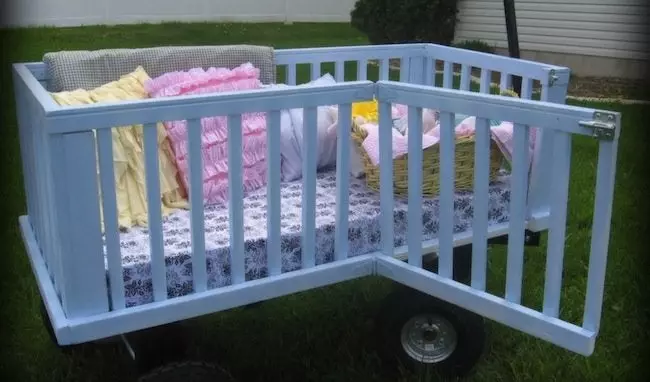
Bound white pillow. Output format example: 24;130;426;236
329;114;366;178
281;74;339;181
268;73;366;181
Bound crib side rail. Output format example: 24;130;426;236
274;44;428;85
420;44;571;229
42;81;372;134
374;80;620;355
12;63;67;303
43;81;374;321
273;43;571;229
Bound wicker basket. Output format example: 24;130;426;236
350;88;518;198
350;121;505;198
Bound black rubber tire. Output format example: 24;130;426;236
422;244;473;284
127;322;190;374
375;286;486;380
137;361;235;382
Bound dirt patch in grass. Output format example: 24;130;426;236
384;58;649;100
567;76;649;100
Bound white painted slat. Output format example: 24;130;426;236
583;138;618;332
14;85;36;225
335;60;345;82
443;61;453;88
505;123;531;304
33;110;59;286
480;69;492;94
52;132;109;318
424;57;434;86
471;117;491;291
543;130;572;316
357;59;368;81
187;118;207;293
48;134;69;304
500;72;513;91
33;125;48;270
32;125;45;259
399;56;410;82
143;123;166;302
267;110;283;276
40;127;57;287
379;101;394;256
460;64;472;91
302;107;318;268
521;77;534;100
96;129;124;310
407;106;424;268
287;64;297;85
526;81;565;227
380;58;390;81
311;62;321;81
438;111;456;278
335;104;352;261
227;115;246;285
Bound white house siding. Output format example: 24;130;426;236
454;0;649;77
2;0;647;77
2;0;358;27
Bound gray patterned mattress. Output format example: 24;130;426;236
109;170;511;307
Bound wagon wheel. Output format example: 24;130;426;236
375;286;486;379
137;361;235;382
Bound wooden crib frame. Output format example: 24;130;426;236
13;43;620;380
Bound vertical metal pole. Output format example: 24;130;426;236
503;0;522;95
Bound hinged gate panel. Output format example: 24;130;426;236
372;81;620;356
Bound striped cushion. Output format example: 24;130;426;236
43;45;276;92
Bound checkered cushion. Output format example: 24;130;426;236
43;45;276;92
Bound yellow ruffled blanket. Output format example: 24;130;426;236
51;66;188;230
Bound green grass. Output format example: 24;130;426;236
0;22;648;382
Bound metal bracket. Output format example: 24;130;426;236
579;111;617;141
548;69;559;87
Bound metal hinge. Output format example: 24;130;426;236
579;111;617;141
548;69;559;87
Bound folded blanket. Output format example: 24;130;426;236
360;115;537;168
265;74;341;182
50;66;188;230
44;45;276;92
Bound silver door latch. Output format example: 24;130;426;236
579;112;617;141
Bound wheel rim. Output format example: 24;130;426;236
400;313;458;364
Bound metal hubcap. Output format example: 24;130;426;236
400;314;458;364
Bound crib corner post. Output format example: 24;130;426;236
526;67;570;226
48;129;110;320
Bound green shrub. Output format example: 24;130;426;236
350;0;459;45
453;39;496;54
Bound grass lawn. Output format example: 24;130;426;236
0;23;647;382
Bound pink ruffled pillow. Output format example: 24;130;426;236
145;63;267;205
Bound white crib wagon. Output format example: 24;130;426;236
13;43;620;381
